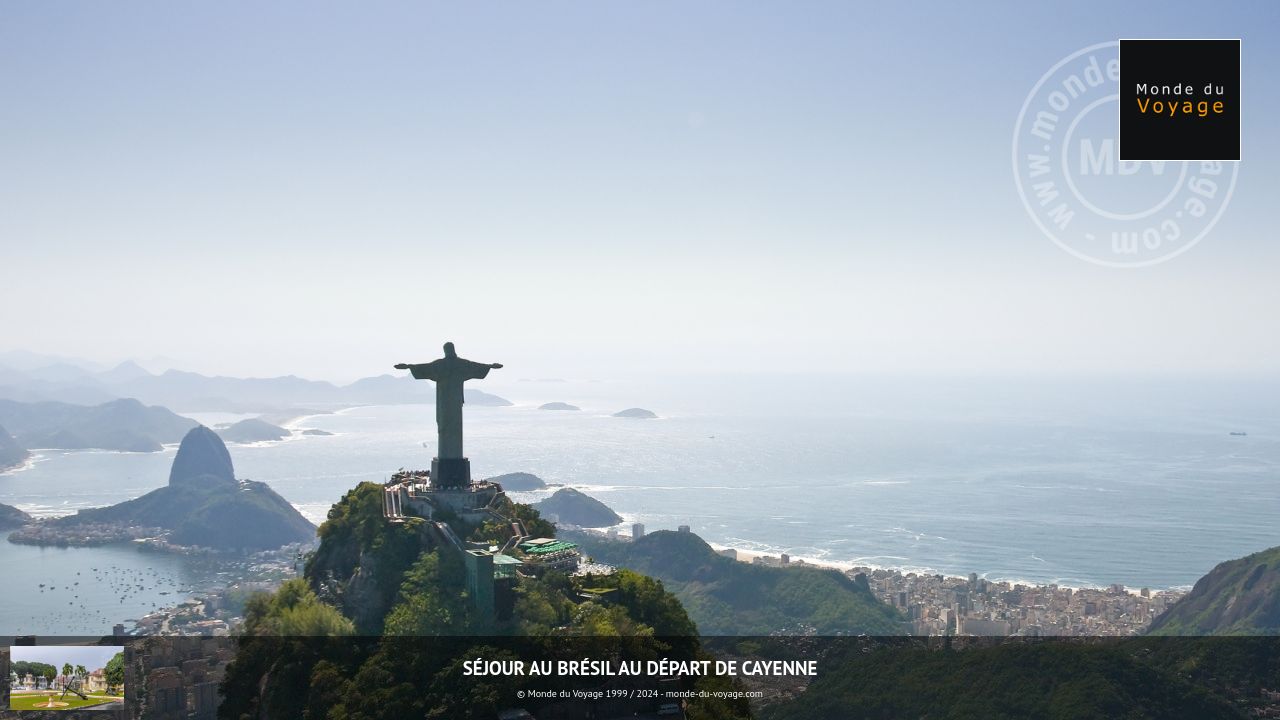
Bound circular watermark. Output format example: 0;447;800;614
1012;41;1238;267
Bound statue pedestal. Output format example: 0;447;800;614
431;457;471;489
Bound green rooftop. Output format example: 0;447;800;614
520;540;579;555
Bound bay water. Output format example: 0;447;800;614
2;373;1277;634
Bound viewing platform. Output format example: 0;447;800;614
382;469;506;525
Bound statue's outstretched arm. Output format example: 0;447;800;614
490;363;503;369
394;363;411;370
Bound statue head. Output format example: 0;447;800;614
443;342;457;358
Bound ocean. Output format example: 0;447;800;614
1;373;1277;635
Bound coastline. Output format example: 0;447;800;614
595;516;1194;596
702;539;1189;597
574;524;1187;635
0;452;39;476
268;408;339;431
264;403;375;436
572;525;1186;635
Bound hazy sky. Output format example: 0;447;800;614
2;2;1277;382
10;645;119;672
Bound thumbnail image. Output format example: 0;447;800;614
7;646;124;712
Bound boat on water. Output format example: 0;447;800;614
1229;431;1248;436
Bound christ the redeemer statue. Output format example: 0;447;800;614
395;342;502;488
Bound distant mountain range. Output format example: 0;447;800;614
0;353;513;452
0;356;512;450
11;426;315;552
0;398;197;452
0;354;511;412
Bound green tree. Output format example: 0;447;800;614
470;498;556;543
383;549;478;636
104;652;124;694
302;660;350;720
243;578;355;636
513;576;572;633
569;602;653;636
424;647;524;720
13;661;58;684
613;569;699;636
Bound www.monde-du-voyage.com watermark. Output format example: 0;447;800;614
1013;41;1238;268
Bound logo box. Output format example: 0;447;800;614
1119;39;1241;161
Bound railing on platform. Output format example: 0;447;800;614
383;485;406;522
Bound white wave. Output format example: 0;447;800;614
13;501;97;518
0;452;44;475
561;483;746;493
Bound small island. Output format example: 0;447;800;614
487;471;547;491
216;418;291;443
538;402;581;411
301;428;334;436
534;487;622;528
613;407;658;419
